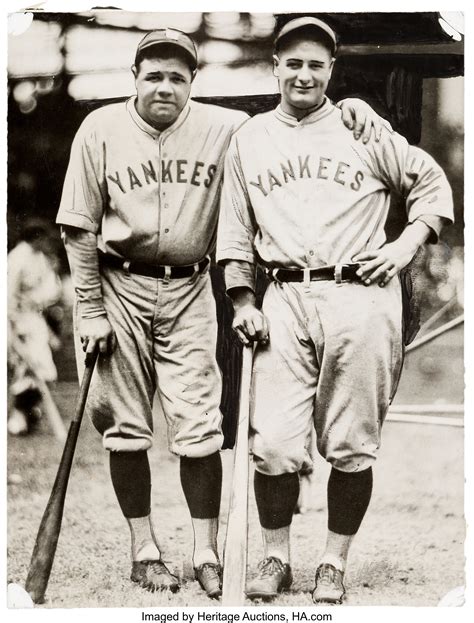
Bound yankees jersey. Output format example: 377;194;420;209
57;97;248;265
216;98;453;272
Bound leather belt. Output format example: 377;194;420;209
98;251;209;279
268;263;362;284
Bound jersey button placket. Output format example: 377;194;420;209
157;136;165;264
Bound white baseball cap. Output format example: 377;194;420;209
275;16;338;55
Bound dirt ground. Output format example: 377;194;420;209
7;381;465;608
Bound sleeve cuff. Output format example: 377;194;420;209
216;247;255;265
56;211;99;234
223;260;256;293
412;215;449;244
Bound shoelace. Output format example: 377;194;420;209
258;557;285;578
317;564;340;586
199;563;220;578
147;561;176;581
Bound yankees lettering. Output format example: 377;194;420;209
248;154;364;196
107;159;217;192
217;16;453;604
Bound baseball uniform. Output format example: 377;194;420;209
57;96;248;454
217;98;454;474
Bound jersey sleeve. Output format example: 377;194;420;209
367;129;454;230
216;134;258;267
414;214;448;243
56;114;107;234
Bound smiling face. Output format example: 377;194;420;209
132;51;193;130
273;37;334;119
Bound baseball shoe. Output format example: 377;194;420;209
194;562;222;599
131;559;180;593
246;556;293;600
312;563;345;605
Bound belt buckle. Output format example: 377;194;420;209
334;263;349;285
122;260;131;274
270;268;282;284
163;265;171;282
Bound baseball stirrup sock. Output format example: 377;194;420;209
180;451;222;518
191;518;219;567
261;526;291;564
254;471;300;529
109;450;151;518
327;466;373;535
127;515;161;561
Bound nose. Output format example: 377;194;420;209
157;78;173;96
296;65;312;84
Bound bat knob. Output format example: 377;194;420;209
84;349;99;368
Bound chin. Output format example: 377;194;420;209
291;100;319;111
152;113;178;126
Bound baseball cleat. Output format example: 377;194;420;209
312;563;345;604
131;559;180;593
194;562;222;599
246;556;293;600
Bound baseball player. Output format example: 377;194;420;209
216;17;454;604
8;221;63;435
56;26;395;598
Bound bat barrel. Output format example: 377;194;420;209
24;350;98;604
222;345;253;606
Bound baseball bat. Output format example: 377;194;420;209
25;349;99;604
222;345;253;606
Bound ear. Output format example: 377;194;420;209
328;57;335;79
190;69;197;83
272;54;280;78
131;64;138;79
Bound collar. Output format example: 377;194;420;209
126;96;191;139
274;96;334;127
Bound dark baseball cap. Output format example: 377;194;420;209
135;28;198;70
275;16;338;55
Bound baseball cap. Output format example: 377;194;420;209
135;28;198;70
275;16;338;55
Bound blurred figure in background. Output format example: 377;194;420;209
7;219;63;435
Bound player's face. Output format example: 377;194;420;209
133;55;193;130
273;39;334;118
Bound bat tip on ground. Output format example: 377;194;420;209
7;583;35;609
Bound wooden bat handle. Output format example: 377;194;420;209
25;349;99;604
222;345;253;606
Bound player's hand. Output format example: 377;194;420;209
78;315;116;355
352;242;417;287
232;304;269;346
337;98;393;144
